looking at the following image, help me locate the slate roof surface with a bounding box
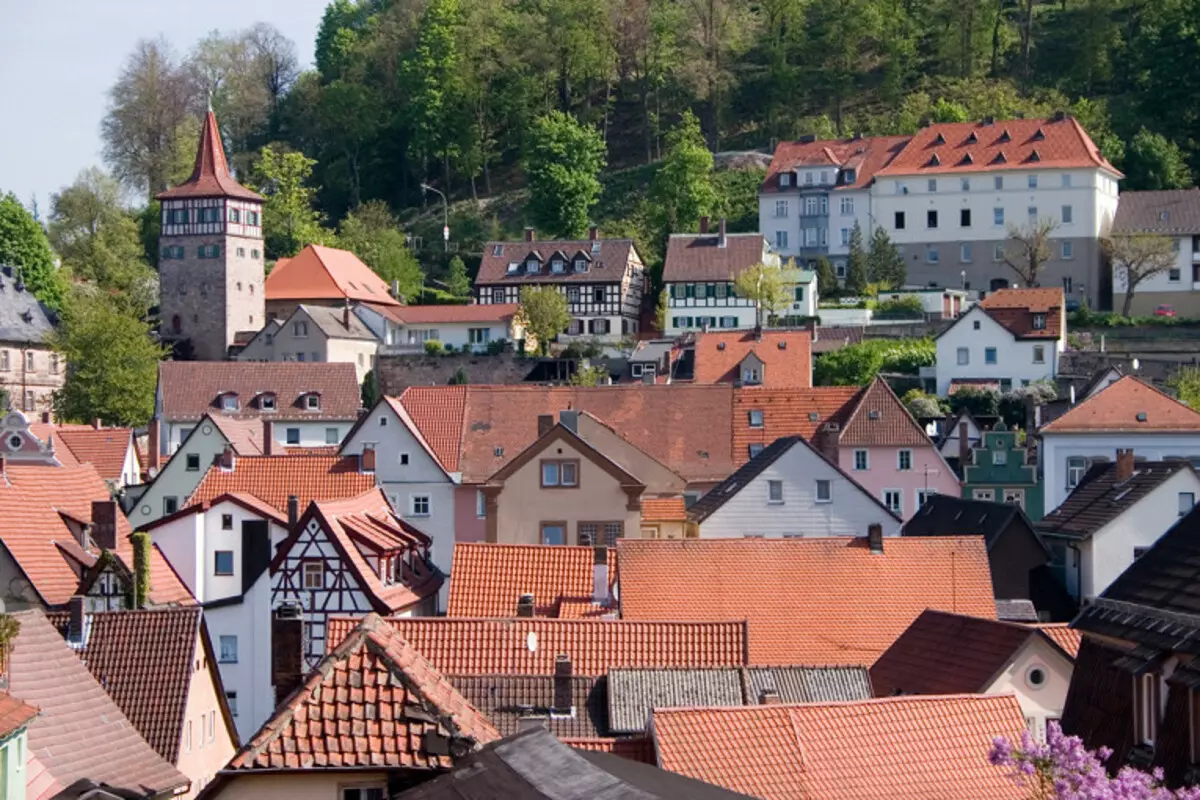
[811,325,866,353]
[761,135,910,193]
[227,613,499,772]
[662,233,769,282]
[297,303,379,340]
[1035,461,1192,538]
[977,287,1065,339]
[1039,375,1200,434]
[156,110,262,201]
[1111,189,1200,235]
[651,694,1027,800]
[327,617,749,676]
[731,386,860,460]
[0,691,38,738]
[157,360,361,422]
[476,238,637,284]
[264,244,397,304]
[691,330,812,388]
[447,543,615,618]
[365,302,521,324]
[617,537,996,665]
[188,454,376,515]
[52,427,135,482]
[903,494,1037,550]
[9,609,189,800]
[0,269,56,343]
[449,675,608,739]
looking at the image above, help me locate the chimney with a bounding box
[272,603,305,705]
[343,302,351,329]
[92,418,102,430]
[262,419,274,456]
[287,495,299,529]
[759,688,782,705]
[700,216,709,234]
[392,279,401,299]
[91,500,118,550]
[148,418,162,473]
[958,421,970,467]
[517,593,535,617]
[537,414,554,437]
[754,323,763,342]
[1116,448,1135,482]
[718,218,727,248]
[592,546,609,605]
[68,595,85,645]
[588,225,598,241]
[867,523,884,554]
[219,445,235,471]
[41,411,51,424]
[361,445,376,473]
[552,654,573,715]
[0,455,6,480]
[559,410,578,433]
[524,227,536,242]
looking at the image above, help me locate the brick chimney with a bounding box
[517,593,535,618]
[700,216,709,234]
[552,654,573,715]
[148,419,162,473]
[718,218,727,248]
[537,414,554,437]
[343,302,351,329]
[867,523,884,554]
[592,546,609,605]
[361,445,376,473]
[68,595,86,645]
[958,420,970,467]
[588,225,598,241]
[524,227,536,242]
[91,500,118,550]
[271,603,304,705]
[1116,448,1135,482]
[262,419,274,456]
[287,495,299,529]
[92,418,102,430]
[759,688,782,705]
[219,445,235,471]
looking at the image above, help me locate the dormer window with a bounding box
[551,259,565,273]
[965,132,978,144]
[934,133,946,145]
[493,244,503,256]
[220,393,239,412]
[526,258,540,274]
[780,173,791,187]
[304,394,321,411]
[1033,314,1047,330]
[999,128,1011,143]
[574,258,588,273]
[259,393,277,411]
[843,169,855,184]
[742,368,761,385]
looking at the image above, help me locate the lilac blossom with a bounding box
[989,722,1200,799]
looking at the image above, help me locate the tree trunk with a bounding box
[1122,283,1136,317]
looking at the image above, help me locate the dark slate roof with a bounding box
[0,266,57,343]
[1036,461,1194,539]
[995,599,1040,622]
[606,666,873,734]
[903,494,1045,553]
[1111,189,1200,235]
[395,726,757,800]
[449,675,609,739]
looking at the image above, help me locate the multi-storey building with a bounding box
[473,228,645,342]
[0,265,62,416]
[157,109,266,361]
[1109,189,1200,315]
[761,115,1122,308]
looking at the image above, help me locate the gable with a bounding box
[491,429,640,493]
[341,399,453,482]
[937,305,1016,346]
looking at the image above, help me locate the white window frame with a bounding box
[476,490,486,519]
[1033,345,1046,364]
[768,480,784,504]
[774,200,788,218]
[854,450,868,471]
[883,489,903,516]
[815,479,832,503]
[409,494,431,517]
[1067,457,1088,489]
[957,347,969,366]
[973,488,995,501]
[302,561,324,589]
[219,635,238,663]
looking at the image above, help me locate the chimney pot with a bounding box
[552,654,573,714]
[287,495,299,529]
[517,593,535,617]
[537,414,554,437]
[41,411,51,424]
[93,418,102,430]
[700,216,709,234]
[867,523,884,554]
[68,595,86,644]
[91,500,118,550]
[148,419,162,473]
[524,227,536,242]
[592,546,609,606]
[958,420,970,468]
[361,446,376,473]
[1115,448,1135,482]
[588,225,598,241]
[262,419,274,456]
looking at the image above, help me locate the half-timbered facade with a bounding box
[270,490,442,667]
[473,229,646,341]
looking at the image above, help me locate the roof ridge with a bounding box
[653,692,1016,714]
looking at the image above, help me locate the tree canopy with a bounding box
[523,112,607,238]
[0,192,69,310]
[517,286,570,355]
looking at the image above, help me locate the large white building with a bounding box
[760,115,1122,308]
[1109,188,1200,316]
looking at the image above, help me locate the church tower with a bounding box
[157,110,265,360]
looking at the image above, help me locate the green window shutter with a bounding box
[685,284,695,299]
[706,283,716,298]
[197,246,205,259]
[795,286,804,301]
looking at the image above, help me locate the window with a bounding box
[775,230,788,249]
[973,320,981,330]
[835,262,846,278]
[748,443,764,458]
[302,561,324,589]
[286,427,300,445]
[994,176,1004,190]
[1003,489,1026,508]
[840,228,850,246]
[957,347,969,365]
[898,450,912,471]
[1062,241,1074,259]
[24,351,34,371]
[960,208,971,227]
[219,635,237,663]
[342,788,387,800]
[229,208,241,223]
[993,450,1008,466]
[410,495,431,516]
[748,409,764,428]
[568,287,582,303]
[928,179,937,193]
[721,316,737,327]
[492,288,505,303]
[805,171,814,185]
[916,489,933,509]
[815,479,832,503]
[985,347,997,365]
[305,394,320,411]
[186,453,200,471]
[884,490,902,515]
[1067,457,1088,489]
[1181,492,1195,516]
[526,258,539,273]
[476,490,486,519]
[541,459,579,487]
[1062,205,1073,224]
[469,327,491,345]
[293,321,308,337]
[164,496,179,515]
[1032,313,1047,331]
[227,691,238,718]
[593,287,606,304]
[961,178,970,192]
[1134,672,1160,746]
[221,514,233,530]
[973,488,995,501]
[551,259,564,273]
[1028,174,1038,189]
[743,367,761,385]
[775,200,789,218]
[214,551,234,576]
[994,244,1005,262]
[780,173,791,187]
[541,523,566,546]
[840,196,854,215]
[22,389,34,411]
[221,394,238,411]
[1170,268,1182,282]
[960,244,972,263]
[927,246,939,263]
[927,210,938,229]
[854,450,868,471]
[894,211,906,230]
[0,350,7,371]
[993,207,1004,226]
[1062,174,1072,187]
[1028,205,1038,221]
[768,480,784,503]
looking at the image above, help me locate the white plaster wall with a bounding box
[131,423,232,529]
[936,306,1059,396]
[210,573,275,743]
[1114,235,1198,293]
[1041,432,1200,515]
[986,636,1074,742]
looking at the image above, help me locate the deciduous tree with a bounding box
[1003,218,1058,287]
[732,261,791,328]
[446,255,471,298]
[517,286,571,355]
[252,146,328,258]
[0,192,68,310]
[524,112,606,238]
[337,201,424,301]
[1124,128,1194,191]
[649,111,719,238]
[1108,233,1179,317]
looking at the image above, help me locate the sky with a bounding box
[0,0,331,211]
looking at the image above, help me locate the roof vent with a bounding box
[494,446,504,457]
[991,151,1007,165]
[867,409,881,421]
[1136,412,1148,422]
[958,153,974,166]
[778,341,787,349]
[933,133,946,145]
[808,412,819,422]
[926,153,941,167]
[965,132,979,144]
[717,342,726,350]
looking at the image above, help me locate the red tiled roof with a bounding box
[837,377,935,447]
[1040,375,1200,433]
[476,238,637,284]
[876,116,1119,177]
[398,385,736,483]
[208,414,269,454]
[732,386,859,462]
[264,244,398,305]
[1035,623,1082,658]
[617,537,996,665]
[652,694,1027,800]
[10,609,189,799]
[157,360,361,422]
[447,543,615,618]
[189,455,376,516]
[977,287,1064,339]
[762,135,910,193]
[156,111,262,201]
[329,617,749,676]
[641,496,687,522]
[662,233,770,282]
[564,736,655,764]
[53,428,135,482]
[0,692,38,739]
[692,330,812,388]
[367,302,520,324]
[227,614,499,772]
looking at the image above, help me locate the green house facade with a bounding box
[962,422,1044,522]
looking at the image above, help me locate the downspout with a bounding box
[1069,541,1083,604]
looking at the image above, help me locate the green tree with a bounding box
[844,221,869,296]
[252,145,328,259]
[1168,366,1200,410]
[655,288,669,332]
[360,369,379,409]
[337,201,424,301]
[1124,128,1194,191]
[51,293,165,426]
[517,286,570,355]
[733,262,791,328]
[400,0,465,185]
[569,364,608,386]
[649,111,719,237]
[866,226,906,290]
[0,192,68,310]
[1107,233,1179,317]
[814,338,935,385]
[902,388,944,419]
[524,111,606,238]
[814,256,838,298]
[446,255,471,298]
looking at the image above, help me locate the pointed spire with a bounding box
[155,110,263,202]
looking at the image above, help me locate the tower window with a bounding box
[229,208,241,223]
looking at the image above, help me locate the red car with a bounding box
[1155,304,1177,317]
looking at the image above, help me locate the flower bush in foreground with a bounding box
[989,722,1200,799]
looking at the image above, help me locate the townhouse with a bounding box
[263,242,400,319]
[236,303,379,383]
[473,228,647,341]
[961,420,1044,519]
[355,301,525,353]
[1109,188,1200,315]
[0,266,63,417]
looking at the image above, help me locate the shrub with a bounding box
[486,338,508,355]
[424,339,444,355]
[949,386,1001,417]
[902,389,945,419]
[813,338,935,385]
[874,295,925,317]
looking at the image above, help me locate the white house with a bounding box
[686,435,902,538]
[934,287,1066,396]
[1038,375,1200,516]
[1035,453,1200,601]
[237,303,380,383]
[356,302,526,353]
[1109,188,1200,316]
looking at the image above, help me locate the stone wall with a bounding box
[377,353,534,396]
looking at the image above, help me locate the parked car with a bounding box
[1155,304,1177,318]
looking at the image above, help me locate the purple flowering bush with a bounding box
[989,722,1200,799]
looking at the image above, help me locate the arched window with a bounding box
[171,315,182,334]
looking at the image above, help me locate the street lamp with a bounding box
[420,182,449,252]
[960,270,966,290]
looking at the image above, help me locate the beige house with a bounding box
[482,411,688,546]
[0,267,63,418]
[237,303,379,383]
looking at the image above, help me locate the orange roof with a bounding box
[1040,375,1200,434]
[264,243,398,305]
[563,737,655,763]
[732,386,859,462]
[617,537,995,665]
[641,496,687,522]
[447,543,615,618]
[652,694,1027,800]
[328,617,749,676]
[366,302,521,325]
[1035,623,1082,658]
[876,116,1119,177]
[52,428,136,482]
[762,135,910,193]
[837,377,936,448]
[0,692,38,739]
[156,111,262,201]
[692,330,812,388]
[208,414,269,455]
[976,287,1064,339]
[188,454,376,515]
[390,388,468,473]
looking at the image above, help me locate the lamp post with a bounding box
[960,270,966,290]
[420,182,449,252]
